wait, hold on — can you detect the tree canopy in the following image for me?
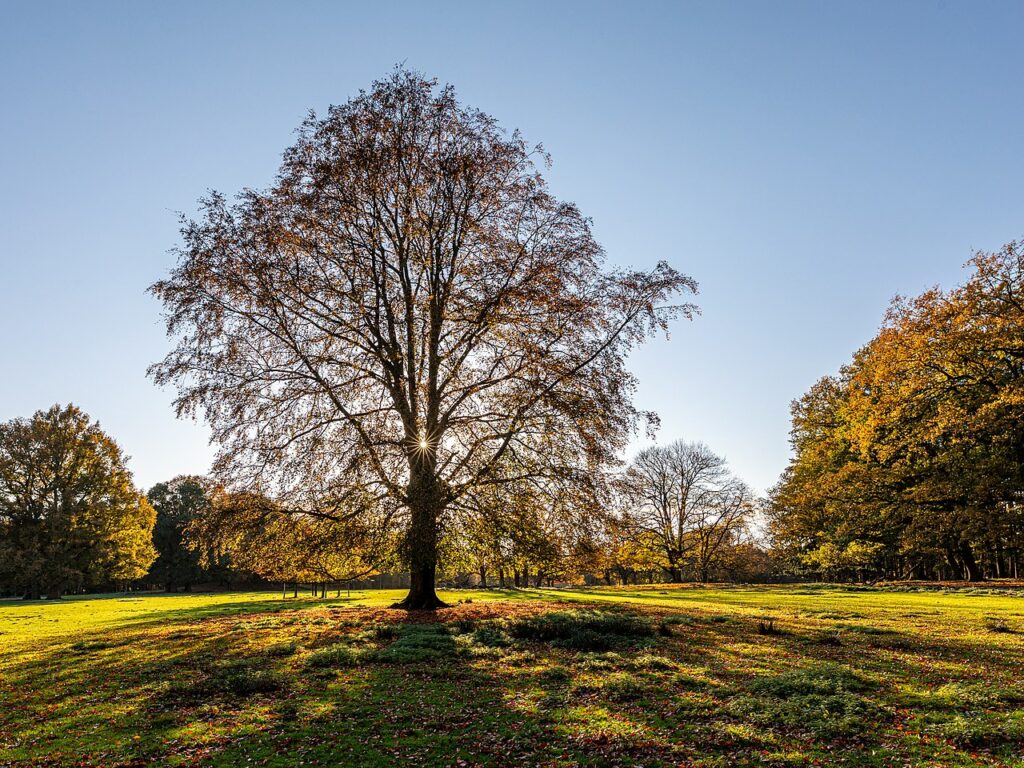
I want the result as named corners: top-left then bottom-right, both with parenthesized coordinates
top-left (0, 404), bottom-right (156, 598)
top-left (150, 67), bottom-right (696, 607)
top-left (770, 241), bottom-right (1024, 581)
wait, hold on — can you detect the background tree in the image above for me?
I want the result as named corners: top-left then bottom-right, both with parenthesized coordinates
top-left (622, 440), bottom-right (752, 582)
top-left (150, 68), bottom-right (695, 608)
top-left (771, 241), bottom-right (1024, 581)
top-left (147, 476), bottom-right (214, 592)
top-left (0, 404), bottom-right (156, 599)
top-left (190, 489), bottom-right (386, 595)
top-left (687, 479), bottom-right (755, 582)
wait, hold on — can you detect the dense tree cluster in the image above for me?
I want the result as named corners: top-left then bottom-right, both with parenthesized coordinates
top-left (146, 477), bottom-right (253, 592)
top-left (0, 405), bottom-right (156, 598)
top-left (770, 242), bottom-right (1024, 581)
top-left (0, 403), bottom-right (767, 600)
top-left (189, 487), bottom-right (389, 594)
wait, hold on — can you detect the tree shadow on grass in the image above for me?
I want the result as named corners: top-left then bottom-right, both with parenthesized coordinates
top-left (3, 599), bottom-right (1024, 766)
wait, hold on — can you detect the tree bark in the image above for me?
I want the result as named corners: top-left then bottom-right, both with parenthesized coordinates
top-left (960, 541), bottom-right (984, 582)
top-left (392, 470), bottom-right (448, 610)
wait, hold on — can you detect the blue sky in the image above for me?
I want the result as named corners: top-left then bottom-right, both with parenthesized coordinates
top-left (2, 1), bottom-right (1023, 494)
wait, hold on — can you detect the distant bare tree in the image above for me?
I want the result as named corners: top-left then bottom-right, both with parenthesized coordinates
top-left (150, 68), bottom-right (696, 608)
top-left (689, 478), bottom-right (755, 582)
top-left (623, 440), bottom-right (752, 582)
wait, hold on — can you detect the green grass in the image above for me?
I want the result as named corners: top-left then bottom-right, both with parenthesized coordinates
top-left (2, 584), bottom-right (1024, 766)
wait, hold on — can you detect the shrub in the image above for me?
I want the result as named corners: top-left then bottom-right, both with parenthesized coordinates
top-left (370, 623), bottom-right (399, 641)
top-left (814, 630), bottom-right (843, 646)
top-left (577, 652), bottom-right (622, 671)
top-left (371, 624), bottom-right (457, 664)
top-left (220, 669), bottom-right (283, 695)
top-left (927, 681), bottom-right (1024, 709)
top-left (602, 672), bottom-right (650, 702)
top-left (756, 618), bottom-right (783, 636)
top-left (472, 624), bottom-right (513, 648)
top-left (505, 609), bottom-right (654, 651)
top-left (931, 711), bottom-right (1024, 747)
top-left (540, 665), bottom-right (571, 682)
top-left (170, 665), bottom-right (285, 697)
top-left (629, 654), bottom-right (676, 671)
top-left (836, 623), bottom-right (890, 635)
top-left (305, 643), bottom-right (365, 668)
top-left (265, 642), bottom-right (298, 657)
top-left (71, 640), bottom-right (114, 652)
top-left (750, 663), bottom-right (872, 697)
top-left (552, 628), bottom-right (617, 651)
top-left (732, 663), bottom-right (883, 738)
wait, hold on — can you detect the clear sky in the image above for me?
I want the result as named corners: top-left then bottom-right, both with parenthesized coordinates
top-left (2, 1), bottom-right (1023, 494)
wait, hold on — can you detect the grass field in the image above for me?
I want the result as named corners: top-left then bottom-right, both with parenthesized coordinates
top-left (2, 584), bottom-right (1024, 767)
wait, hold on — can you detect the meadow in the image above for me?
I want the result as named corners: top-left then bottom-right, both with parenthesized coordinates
top-left (2, 584), bottom-right (1024, 767)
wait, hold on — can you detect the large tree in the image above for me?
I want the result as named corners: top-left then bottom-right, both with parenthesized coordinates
top-left (150, 67), bottom-right (696, 609)
top-left (0, 404), bottom-right (156, 598)
top-left (770, 241), bottom-right (1024, 581)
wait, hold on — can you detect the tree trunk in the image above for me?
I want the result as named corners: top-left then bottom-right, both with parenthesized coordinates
top-left (392, 470), bottom-right (448, 610)
top-left (945, 544), bottom-right (960, 577)
top-left (960, 541), bottom-right (984, 582)
top-left (479, 565), bottom-right (487, 589)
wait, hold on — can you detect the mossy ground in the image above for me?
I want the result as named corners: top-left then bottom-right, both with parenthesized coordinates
top-left (2, 583), bottom-right (1024, 766)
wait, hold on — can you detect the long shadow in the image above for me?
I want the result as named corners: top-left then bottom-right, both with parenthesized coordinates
top-left (4, 594), bottom-right (1024, 766)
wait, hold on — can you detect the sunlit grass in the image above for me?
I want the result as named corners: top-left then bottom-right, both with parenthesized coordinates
top-left (2, 583), bottom-right (1023, 766)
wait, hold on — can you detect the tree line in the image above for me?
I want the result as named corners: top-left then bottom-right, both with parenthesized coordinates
top-left (769, 242), bottom-right (1024, 582)
top-left (0, 404), bottom-right (766, 599)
